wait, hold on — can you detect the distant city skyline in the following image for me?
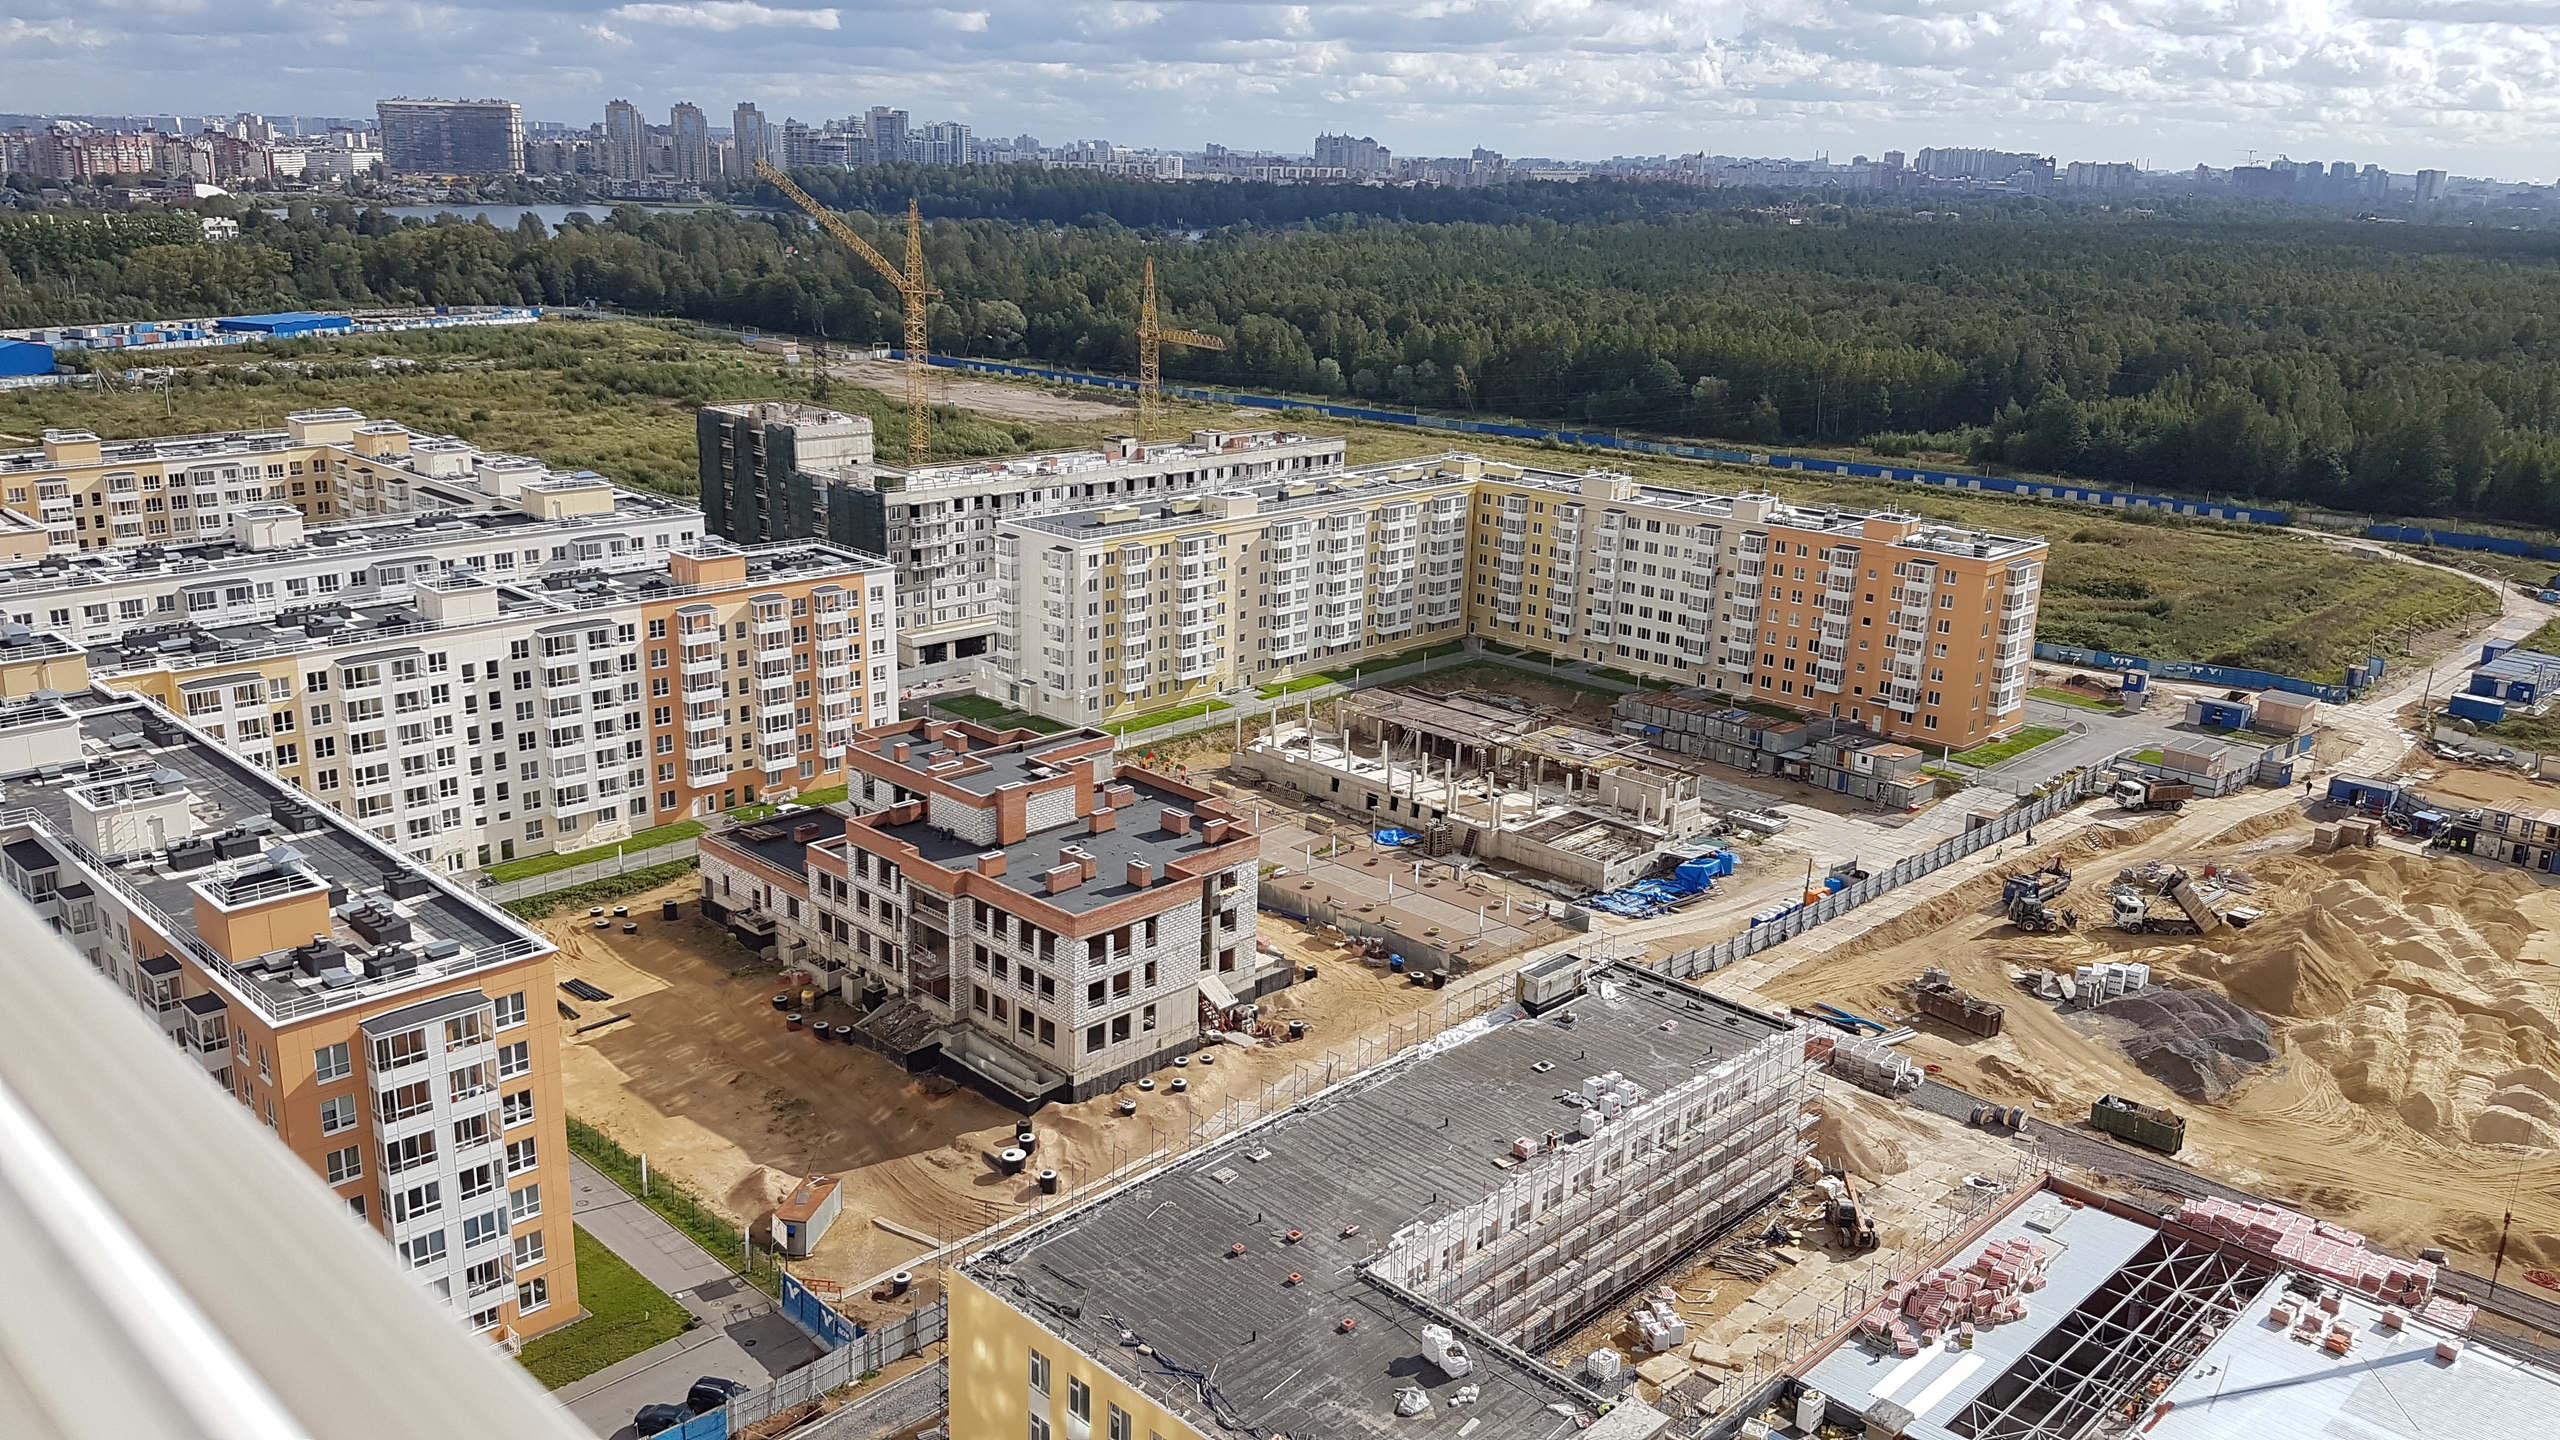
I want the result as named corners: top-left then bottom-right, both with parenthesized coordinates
top-left (0, 1), bottom-right (2554, 181)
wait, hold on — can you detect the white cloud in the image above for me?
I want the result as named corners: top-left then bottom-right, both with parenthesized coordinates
top-left (0, 0), bottom-right (2554, 176)
top-left (606, 2), bottom-right (841, 31)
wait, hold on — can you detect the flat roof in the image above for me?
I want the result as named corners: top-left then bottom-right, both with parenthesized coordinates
top-left (871, 771), bottom-right (1230, 915)
top-left (2146, 1287), bottom-right (2560, 1440)
top-left (0, 691), bottom-right (542, 1023)
top-left (966, 968), bottom-right (1792, 1440)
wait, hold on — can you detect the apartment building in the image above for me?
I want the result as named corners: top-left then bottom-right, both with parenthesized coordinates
top-left (698, 718), bottom-right (1274, 1105)
top-left (0, 688), bottom-right (576, 1346)
top-left (998, 455), bottom-right (2045, 747)
top-left (948, 962), bottom-right (1809, 1440)
top-left (695, 401), bottom-right (879, 547)
top-left (374, 98), bottom-right (526, 177)
top-left (697, 415), bottom-right (1346, 689)
top-left (0, 407), bottom-right (690, 556)
top-left (69, 540), bottom-right (895, 876)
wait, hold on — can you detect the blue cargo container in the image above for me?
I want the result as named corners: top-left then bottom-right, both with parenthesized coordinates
top-left (216, 312), bottom-right (355, 338)
top-left (0, 339), bottom-right (53, 377)
top-left (2448, 693), bottom-right (2508, 724)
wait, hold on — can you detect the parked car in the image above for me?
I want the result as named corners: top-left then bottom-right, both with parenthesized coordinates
top-left (688, 1377), bottom-right (750, 1414)
top-left (634, 1403), bottom-right (693, 1436)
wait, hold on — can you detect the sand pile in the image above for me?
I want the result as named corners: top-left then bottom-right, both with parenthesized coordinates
top-left (2166, 851), bottom-right (2560, 1151)
top-left (1810, 1097), bottom-right (1913, 1180)
top-left (2086, 987), bottom-right (2275, 1100)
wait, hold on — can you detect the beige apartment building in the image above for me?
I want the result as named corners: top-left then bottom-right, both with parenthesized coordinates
top-left (697, 718), bottom-right (1274, 1105)
top-left (999, 455), bottom-right (2045, 748)
top-left (0, 689), bottom-right (577, 1345)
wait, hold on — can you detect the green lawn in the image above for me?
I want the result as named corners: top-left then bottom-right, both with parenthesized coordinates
top-left (502, 857), bottom-right (699, 921)
top-left (484, 821), bottom-right (706, 883)
top-left (2029, 686), bottom-right (2123, 712)
top-left (515, 1226), bottom-right (694, 1389)
top-left (2131, 747), bottom-right (2167, 766)
top-left (1256, 674), bottom-right (1337, 699)
top-left (1103, 698), bottom-right (1233, 735)
top-left (1948, 725), bottom-right (2069, 768)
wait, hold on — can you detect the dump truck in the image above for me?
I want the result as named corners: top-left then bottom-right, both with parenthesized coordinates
top-left (2107, 865), bottom-right (2224, 935)
top-left (1911, 969), bottom-right (2007, 1037)
top-left (2089, 1094), bottom-right (2186, 1154)
top-left (1999, 860), bottom-right (2072, 907)
top-left (2113, 778), bottom-right (2195, 812)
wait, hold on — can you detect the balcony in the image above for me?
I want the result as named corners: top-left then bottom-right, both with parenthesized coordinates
top-left (752, 613), bottom-right (789, 639)
top-left (687, 738), bottom-right (730, 764)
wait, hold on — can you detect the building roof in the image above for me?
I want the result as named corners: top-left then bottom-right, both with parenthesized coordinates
top-left (0, 690), bottom-right (542, 1024)
top-left (867, 770), bottom-right (1235, 916)
top-left (965, 967), bottom-right (1792, 1440)
top-left (2144, 1286), bottom-right (2560, 1440)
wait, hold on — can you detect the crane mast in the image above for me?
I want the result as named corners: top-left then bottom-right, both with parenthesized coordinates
top-left (757, 159), bottom-right (936, 464)
top-left (1138, 255), bottom-right (1223, 438)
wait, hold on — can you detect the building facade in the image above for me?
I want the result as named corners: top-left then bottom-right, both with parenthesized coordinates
top-left (0, 690), bottom-right (577, 1346)
top-left (603, 100), bottom-right (647, 183)
top-left (670, 103), bottom-right (711, 183)
top-left (695, 401), bottom-right (879, 551)
top-left (726, 427), bottom-right (1348, 692)
top-left (996, 456), bottom-right (2044, 747)
top-left (374, 99), bottom-right (524, 177)
top-left (697, 718), bottom-right (1274, 1105)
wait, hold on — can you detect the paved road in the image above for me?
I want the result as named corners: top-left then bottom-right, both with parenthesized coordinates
top-left (1967, 695), bottom-right (2185, 791)
top-left (556, 1156), bottom-right (823, 1439)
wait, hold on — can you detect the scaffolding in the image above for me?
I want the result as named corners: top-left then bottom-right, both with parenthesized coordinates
top-left (1949, 1230), bottom-right (2275, 1440)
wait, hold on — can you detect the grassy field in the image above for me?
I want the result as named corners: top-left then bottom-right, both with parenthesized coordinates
top-left (515, 1226), bottom-right (694, 1389)
top-left (8, 321), bottom-right (2493, 687)
top-left (932, 693), bottom-right (1070, 732)
top-left (1104, 698), bottom-right (1231, 735)
top-left (1948, 725), bottom-right (2068, 768)
top-left (567, 1117), bottom-right (782, 1297)
top-left (0, 321), bottom-right (1094, 496)
top-left (485, 821), bottom-right (705, 884)
top-left (2029, 686), bottom-right (2123, 712)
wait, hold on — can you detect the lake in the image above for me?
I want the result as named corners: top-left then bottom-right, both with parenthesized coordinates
top-left (373, 203), bottom-right (774, 233)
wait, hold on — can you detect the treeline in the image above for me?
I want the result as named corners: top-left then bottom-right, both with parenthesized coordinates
top-left (7, 172), bottom-right (2560, 525)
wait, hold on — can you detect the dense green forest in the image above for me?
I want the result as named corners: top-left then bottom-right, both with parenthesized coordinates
top-left (8, 168), bottom-right (2560, 525)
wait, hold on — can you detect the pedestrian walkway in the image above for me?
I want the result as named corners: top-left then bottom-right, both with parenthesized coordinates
top-left (556, 1155), bottom-right (822, 1437)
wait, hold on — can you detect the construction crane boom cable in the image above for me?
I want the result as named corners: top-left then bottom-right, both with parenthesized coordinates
top-left (757, 159), bottom-right (937, 463)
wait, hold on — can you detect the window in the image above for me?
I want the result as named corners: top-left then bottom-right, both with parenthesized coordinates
top-left (502, 1089), bottom-right (534, 1128)
top-left (516, 1276), bottom-right (550, 1313)
top-left (510, 1184), bottom-right (542, 1223)
top-left (1108, 1406), bottom-right (1130, 1440)
top-left (399, 1230), bottom-right (447, 1269)
top-left (314, 1041), bottom-right (351, 1083)
top-left (373, 1027), bottom-right (428, 1073)
top-left (496, 1040), bottom-right (530, 1078)
top-left (456, 1161), bottom-right (498, 1201)
top-left (1068, 1378), bottom-right (1090, 1424)
top-left (325, 1144), bottom-right (363, 1185)
top-left (1030, 1348), bottom-right (1050, 1395)
top-left (504, 1136), bottom-right (538, 1175)
top-left (379, 1079), bottom-right (435, 1124)
top-left (384, 1133), bottom-right (438, 1174)
top-left (320, 1094), bottom-right (359, 1135)
top-left (389, 1180), bottom-right (442, 1224)
top-left (493, 991), bottom-right (526, 1029)
top-left (1030, 1421), bottom-right (1051, 1440)
top-left (462, 1208), bottom-right (505, 1249)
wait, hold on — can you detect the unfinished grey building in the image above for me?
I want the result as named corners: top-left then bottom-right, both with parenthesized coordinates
top-left (958, 963), bottom-right (1816, 1440)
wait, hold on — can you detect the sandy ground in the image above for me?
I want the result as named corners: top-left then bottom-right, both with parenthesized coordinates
top-left (1744, 806), bottom-right (2560, 1274)
top-left (551, 875), bottom-right (1550, 1303)
top-left (827, 358), bottom-right (1131, 422)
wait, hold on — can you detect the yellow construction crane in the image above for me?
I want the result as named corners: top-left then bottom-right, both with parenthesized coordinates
top-left (1138, 255), bottom-right (1222, 438)
top-left (757, 158), bottom-right (937, 464)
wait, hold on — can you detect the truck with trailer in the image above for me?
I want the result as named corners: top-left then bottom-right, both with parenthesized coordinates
top-left (2089, 1094), bottom-right (2186, 1154)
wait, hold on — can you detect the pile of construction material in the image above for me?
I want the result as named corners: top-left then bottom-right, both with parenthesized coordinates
top-left (2311, 818), bottom-right (2383, 852)
top-left (1857, 1237), bottom-right (2054, 1355)
top-left (2176, 1197), bottom-right (2459, 1323)
top-left (1629, 1288), bottom-right (1690, 1353)
top-left (2089, 987), bottom-right (2275, 1100)
top-left (1824, 1033), bottom-right (1921, 1096)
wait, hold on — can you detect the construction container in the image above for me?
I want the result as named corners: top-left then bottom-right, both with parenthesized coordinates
top-left (771, 1173), bottom-right (843, 1257)
top-left (1912, 971), bottom-right (2005, 1037)
top-left (2089, 1094), bottom-right (2185, 1154)
top-left (1515, 953), bottom-right (1587, 1015)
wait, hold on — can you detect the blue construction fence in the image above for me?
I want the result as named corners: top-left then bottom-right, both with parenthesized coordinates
top-left (2367, 523), bottom-right (2560, 569)
top-left (781, 1271), bottom-right (863, 1350)
top-left (907, 353), bottom-right (2293, 525)
top-left (2032, 643), bottom-right (2367, 704)
top-left (667, 1410), bottom-right (727, 1440)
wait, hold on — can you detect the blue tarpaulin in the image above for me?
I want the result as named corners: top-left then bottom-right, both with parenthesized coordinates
top-left (1373, 827), bottom-right (1422, 847)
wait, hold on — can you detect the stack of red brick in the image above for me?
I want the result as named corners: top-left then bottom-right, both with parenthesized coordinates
top-left (2177, 1197), bottom-right (2442, 1317)
top-left (1857, 1236), bottom-right (2053, 1356)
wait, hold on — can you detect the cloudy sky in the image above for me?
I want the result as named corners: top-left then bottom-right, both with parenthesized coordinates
top-left (4, 0), bottom-right (2555, 177)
